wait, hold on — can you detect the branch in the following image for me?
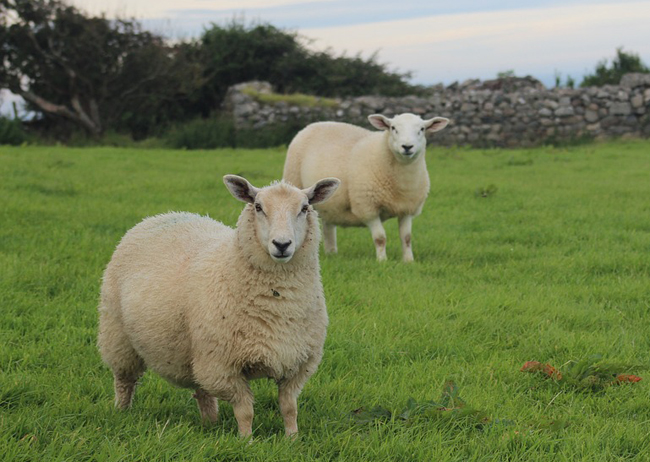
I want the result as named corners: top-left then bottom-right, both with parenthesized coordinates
top-left (19, 89), bottom-right (100, 135)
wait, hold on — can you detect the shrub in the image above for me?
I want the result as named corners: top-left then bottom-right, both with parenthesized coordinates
top-left (581, 48), bottom-right (650, 87)
top-left (164, 117), bottom-right (236, 149)
top-left (163, 115), bottom-right (307, 150)
top-left (0, 117), bottom-right (30, 145)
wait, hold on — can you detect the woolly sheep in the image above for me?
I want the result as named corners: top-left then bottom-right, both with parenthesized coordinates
top-left (283, 113), bottom-right (449, 262)
top-left (97, 175), bottom-right (340, 438)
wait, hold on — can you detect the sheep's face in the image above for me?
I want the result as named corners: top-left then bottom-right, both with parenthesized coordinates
top-left (224, 175), bottom-right (340, 263)
top-left (368, 113), bottom-right (449, 163)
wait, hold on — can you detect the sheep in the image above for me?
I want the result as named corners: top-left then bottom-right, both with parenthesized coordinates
top-left (97, 174), bottom-right (340, 438)
top-left (283, 113), bottom-right (449, 262)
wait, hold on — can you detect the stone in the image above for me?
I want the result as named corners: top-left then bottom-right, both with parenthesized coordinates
top-left (538, 108), bottom-right (553, 117)
top-left (555, 106), bottom-right (575, 117)
top-left (585, 110), bottom-right (599, 123)
top-left (609, 102), bottom-right (632, 116)
top-left (544, 99), bottom-right (559, 109)
top-left (620, 73), bottom-right (650, 88)
top-left (631, 94), bottom-right (644, 108)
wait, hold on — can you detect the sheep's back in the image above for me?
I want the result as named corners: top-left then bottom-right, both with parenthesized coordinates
top-left (285, 122), bottom-right (376, 225)
top-left (102, 212), bottom-right (233, 386)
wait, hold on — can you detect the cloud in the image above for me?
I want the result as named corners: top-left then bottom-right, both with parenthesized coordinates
top-left (301, 1), bottom-right (650, 85)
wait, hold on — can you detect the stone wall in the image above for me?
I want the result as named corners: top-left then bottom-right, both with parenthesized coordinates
top-left (222, 74), bottom-right (650, 147)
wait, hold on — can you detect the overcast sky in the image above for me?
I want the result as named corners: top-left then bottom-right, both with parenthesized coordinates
top-left (3, 1), bottom-right (650, 115)
top-left (67, 0), bottom-right (650, 86)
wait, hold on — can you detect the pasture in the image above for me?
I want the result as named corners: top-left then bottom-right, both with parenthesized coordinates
top-left (1, 141), bottom-right (650, 461)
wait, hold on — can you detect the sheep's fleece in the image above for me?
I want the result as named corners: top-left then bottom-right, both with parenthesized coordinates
top-left (283, 113), bottom-right (448, 261)
top-left (98, 175), bottom-right (340, 437)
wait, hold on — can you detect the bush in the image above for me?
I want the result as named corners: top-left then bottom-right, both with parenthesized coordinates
top-left (164, 117), bottom-right (236, 149)
top-left (163, 115), bottom-right (307, 150)
top-left (0, 117), bottom-right (30, 145)
top-left (581, 48), bottom-right (649, 87)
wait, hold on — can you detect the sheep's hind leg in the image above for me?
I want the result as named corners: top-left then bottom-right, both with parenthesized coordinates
top-left (398, 215), bottom-right (414, 263)
top-left (98, 310), bottom-right (146, 409)
top-left (366, 217), bottom-right (387, 261)
top-left (323, 221), bottom-right (337, 254)
top-left (194, 388), bottom-right (219, 424)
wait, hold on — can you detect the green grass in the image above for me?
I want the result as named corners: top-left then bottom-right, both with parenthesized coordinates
top-left (1, 141), bottom-right (650, 461)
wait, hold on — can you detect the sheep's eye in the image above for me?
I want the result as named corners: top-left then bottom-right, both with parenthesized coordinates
top-left (301, 205), bottom-right (309, 214)
top-left (254, 203), bottom-right (263, 213)
top-left (420, 127), bottom-right (425, 132)
top-left (391, 126), bottom-right (396, 131)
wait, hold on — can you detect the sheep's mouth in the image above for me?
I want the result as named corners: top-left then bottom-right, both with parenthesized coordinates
top-left (271, 252), bottom-right (293, 263)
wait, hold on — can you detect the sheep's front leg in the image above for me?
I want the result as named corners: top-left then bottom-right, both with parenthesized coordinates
top-left (398, 215), bottom-right (414, 262)
top-left (277, 357), bottom-right (319, 437)
top-left (366, 217), bottom-right (387, 261)
top-left (322, 221), bottom-right (337, 254)
top-left (278, 382), bottom-right (300, 437)
top-left (230, 381), bottom-right (255, 437)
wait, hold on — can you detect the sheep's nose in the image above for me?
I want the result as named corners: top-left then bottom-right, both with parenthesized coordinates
top-left (402, 144), bottom-right (413, 152)
top-left (272, 239), bottom-right (292, 253)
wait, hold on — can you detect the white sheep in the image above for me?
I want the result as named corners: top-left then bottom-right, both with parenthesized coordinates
top-left (283, 113), bottom-right (449, 262)
top-left (97, 175), bottom-right (340, 438)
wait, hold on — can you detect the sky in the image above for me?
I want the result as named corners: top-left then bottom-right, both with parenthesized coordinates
top-left (3, 0), bottom-right (650, 115)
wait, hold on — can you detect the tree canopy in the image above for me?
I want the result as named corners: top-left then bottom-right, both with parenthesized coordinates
top-left (0, 0), bottom-right (200, 136)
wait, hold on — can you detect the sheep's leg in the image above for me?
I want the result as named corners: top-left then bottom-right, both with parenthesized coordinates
top-left (398, 215), bottom-right (414, 263)
top-left (98, 310), bottom-right (146, 409)
top-left (277, 356), bottom-right (320, 437)
top-left (322, 221), bottom-right (337, 254)
top-left (366, 217), bottom-right (387, 261)
top-left (230, 381), bottom-right (255, 437)
top-left (278, 383), bottom-right (300, 437)
top-left (193, 388), bottom-right (219, 424)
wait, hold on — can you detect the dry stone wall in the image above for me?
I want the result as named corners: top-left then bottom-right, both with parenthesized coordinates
top-left (223, 74), bottom-right (650, 147)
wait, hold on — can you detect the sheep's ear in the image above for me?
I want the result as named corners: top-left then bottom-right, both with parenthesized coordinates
top-left (424, 117), bottom-right (449, 133)
top-left (368, 114), bottom-right (391, 131)
top-left (304, 178), bottom-right (340, 205)
top-left (223, 175), bottom-right (259, 203)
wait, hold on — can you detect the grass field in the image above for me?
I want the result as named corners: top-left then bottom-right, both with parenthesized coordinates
top-left (1, 140), bottom-right (650, 461)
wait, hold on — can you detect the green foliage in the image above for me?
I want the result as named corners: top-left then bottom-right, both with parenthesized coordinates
top-left (352, 381), bottom-right (489, 430)
top-left (163, 115), bottom-right (305, 149)
top-left (164, 117), bottom-right (236, 149)
top-left (0, 0), bottom-right (202, 137)
top-left (497, 70), bottom-right (516, 79)
top-left (0, 117), bottom-right (30, 145)
top-left (194, 21), bottom-right (416, 116)
top-left (581, 47), bottom-right (650, 87)
top-left (2, 140), bottom-right (650, 460)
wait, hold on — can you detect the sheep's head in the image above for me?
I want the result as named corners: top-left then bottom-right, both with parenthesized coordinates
top-left (224, 175), bottom-right (340, 263)
top-left (368, 113), bottom-right (449, 163)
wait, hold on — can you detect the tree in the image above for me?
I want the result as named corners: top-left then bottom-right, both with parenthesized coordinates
top-left (0, 0), bottom-right (201, 136)
top-left (195, 21), bottom-right (415, 116)
top-left (581, 47), bottom-right (650, 87)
